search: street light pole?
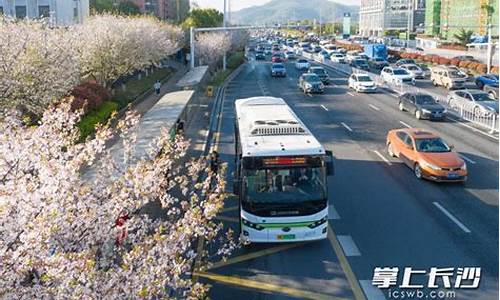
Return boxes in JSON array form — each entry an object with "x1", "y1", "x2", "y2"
[
  {"x1": 190, "y1": 27, "x2": 195, "y2": 69},
  {"x1": 223, "y1": 0, "x2": 227, "y2": 71},
  {"x1": 487, "y1": 23, "x2": 492, "y2": 74},
  {"x1": 407, "y1": 0, "x2": 412, "y2": 47}
]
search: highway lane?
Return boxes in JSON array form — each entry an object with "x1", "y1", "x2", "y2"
[
  {"x1": 247, "y1": 57, "x2": 498, "y2": 298},
  {"x1": 206, "y1": 54, "x2": 498, "y2": 299}
]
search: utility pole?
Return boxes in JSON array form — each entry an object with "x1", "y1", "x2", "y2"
[
  {"x1": 319, "y1": 8, "x2": 322, "y2": 37},
  {"x1": 223, "y1": 0, "x2": 227, "y2": 70},
  {"x1": 190, "y1": 27, "x2": 195, "y2": 69},
  {"x1": 406, "y1": 0, "x2": 412, "y2": 47},
  {"x1": 487, "y1": 23, "x2": 493, "y2": 74}
]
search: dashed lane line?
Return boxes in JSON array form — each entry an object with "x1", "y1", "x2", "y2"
[
  {"x1": 358, "y1": 280, "x2": 386, "y2": 300},
  {"x1": 194, "y1": 271, "x2": 347, "y2": 300},
  {"x1": 459, "y1": 154, "x2": 476, "y2": 164},
  {"x1": 341, "y1": 122, "x2": 354, "y2": 132},
  {"x1": 372, "y1": 150, "x2": 392, "y2": 165},
  {"x1": 369, "y1": 104, "x2": 381, "y2": 111},
  {"x1": 321, "y1": 104, "x2": 329, "y2": 111},
  {"x1": 337, "y1": 235, "x2": 361, "y2": 256},
  {"x1": 207, "y1": 243, "x2": 306, "y2": 271},
  {"x1": 399, "y1": 121, "x2": 412, "y2": 128},
  {"x1": 347, "y1": 92, "x2": 355, "y2": 96},
  {"x1": 432, "y1": 202, "x2": 471, "y2": 233},
  {"x1": 327, "y1": 226, "x2": 367, "y2": 300}
]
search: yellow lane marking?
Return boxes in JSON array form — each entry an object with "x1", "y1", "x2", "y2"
[
  {"x1": 195, "y1": 271, "x2": 348, "y2": 300},
  {"x1": 221, "y1": 205, "x2": 239, "y2": 213},
  {"x1": 215, "y1": 216, "x2": 239, "y2": 223},
  {"x1": 327, "y1": 225, "x2": 367, "y2": 300},
  {"x1": 208, "y1": 242, "x2": 306, "y2": 271}
]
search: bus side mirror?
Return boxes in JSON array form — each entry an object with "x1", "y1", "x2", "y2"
[{"x1": 325, "y1": 150, "x2": 334, "y2": 176}]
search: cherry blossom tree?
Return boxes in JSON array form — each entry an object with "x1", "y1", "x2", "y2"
[
  {"x1": 0, "y1": 103, "x2": 236, "y2": 299},
  {"x1": 195, "y1": 32, "x2": 232, "y2": 66},
  {"x1": 0, "y1": 17, "x2": 80, "y2": 116},
  {"x1": 74, "y1": 14, "x2": 184, "y2": 87}
]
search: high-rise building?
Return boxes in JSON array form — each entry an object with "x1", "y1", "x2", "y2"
[
  {"x1": 359, "y1": 0, "x2": 426, "y2": 37},
  {"x1": 128, "y1": 0, "x2": 189, "y2": 22},
  {"x1": 0, "y1": 0, "x2": 89, "y2": 25}
]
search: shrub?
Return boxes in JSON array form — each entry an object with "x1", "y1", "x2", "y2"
[
  {"x1": 432, "y1": 56, "x2": 441, "y2": 64},
  {"x1": 439, "y1": 57, "x2": 451, "y2": 65},
  {"x1": 476, "y1": 63, "x2": 487, "y2": 74},
  {"x1": 69, "y1": 82, "x2": 110, "y2": 112},
  {"x1": 450, "y1": 58, "x2": 460, "y2": 66},
  {"x1": 491, "y1": 66, "x2": 499, "y2": 74},
  {"x1": 77, "y1": 101, "x2": 119, "y2": 140},
  {"x1": 459, "y1": 60, "x2": 471, "y2": 68}
]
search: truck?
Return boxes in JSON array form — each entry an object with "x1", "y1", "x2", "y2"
[
  {"x1": 364, "y1": 43, "x2": 388, "y2": 60},
  {"x1": 364, "y1": 44, "x2": 389, "y2": 69}
]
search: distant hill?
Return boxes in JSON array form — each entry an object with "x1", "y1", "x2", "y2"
[{"x1": 231, "y1": 0, "x2": 359, "y2": 25}]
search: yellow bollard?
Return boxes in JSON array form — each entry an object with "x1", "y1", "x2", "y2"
[{"x1": 206, "y1": 85, "x2": 214, "y2": 97}]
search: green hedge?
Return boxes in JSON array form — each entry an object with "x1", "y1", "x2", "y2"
[
  {"x1": 78, "y1": 101, "x2": 119, "y2": 140},
  {"x1": 209, "y1": 51, "x2": 245, "y2": 86},
  {"x1": 112, "y1": 68, "x2": 172, "y2": 109}
]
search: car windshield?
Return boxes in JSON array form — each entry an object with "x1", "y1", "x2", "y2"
[
  {"x1": 449, "y1": 71, "x2": 462, "y2": 78},
  {"x1": 415, "y1": 95, "x2": 436, "y2": 104},
  {"x1": 298, "y1": 59, "x2": 308, "y2": 63},
  {"x1": 485, "y1": 75, "x2": 499, "y2": 81},
  {"x1": 415, "y1": 138, "x2": 451, "y2": 153},
  {"x1": 312, "y1": 68, "x2": 326, "y2": 74},
  {"x1": 354, "y1": 60, "x2": 367, "y2": 64},
  {"x1": 244, "y1": 167, "x2": 326, "y2": 204},
  {"x1": 407, "y1": 66, "x2": 419, "y2": 70},
  {"x1": 471, "y1": 92, "x2": 493, "y2": 101},
  {"x1": 357, "y1": 75, "x2": 372, "y2": 82},
  {"x1": 393, "y1": 69, "x2": 409, "y2": 75},
  {"x1": 304, "y1": 74, "x2": 321, "y2": 83},
  {"x1": 273, "y1": 64, "x2": 284, "y2": 69},
  {"x1": 374, "y1": 58, "x2": 384, "y2": 61}
]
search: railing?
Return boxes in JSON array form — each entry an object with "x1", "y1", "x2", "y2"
[{"x1": 295, "y1": 48, "x2": 499, "y2": 134}]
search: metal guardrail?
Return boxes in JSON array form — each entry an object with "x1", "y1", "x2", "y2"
[{"x1": 295, "y1": 47, "x2": 499, "y2": 134}]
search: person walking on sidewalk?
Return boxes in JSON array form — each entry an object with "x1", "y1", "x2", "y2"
[
  {"x1": 154, "y1": 80, "x2": 161, "y2": 95},
  {"x1": 209, "y1": 150, "x2": 220, "y2": 175}
]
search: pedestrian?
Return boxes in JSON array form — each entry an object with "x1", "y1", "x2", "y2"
[
  {"x1": 209, "y1": 150, "x2": 220, "y2": 175},
  {"x1": 175, "y1": 118, "x2": 184, "y2": 135},
  {"x1": 154, "y1": 80, "x2": 161, "y2": 95}
]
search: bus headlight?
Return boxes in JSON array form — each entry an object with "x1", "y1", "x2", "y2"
[
  {"x1": 242, "y1": 218, "x2": 265, "y2": 231},
  {"x1": 307, "y1": 216, "x2": 328, "y2": 229}
]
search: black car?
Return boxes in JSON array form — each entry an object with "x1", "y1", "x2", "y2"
[
  {"x1": 350, "y1": 59, "x2": 369, "y2": 70},
  {"x1": 308, "y1": 66, "x2": 330, "y2": 84},
  {"x1": 255, "y1": 51, "x2": 265, "y2": 60},
  {"x1": 398, "y1": 93, "x2": 446, "y2": 120},
  {"x1": 271, "y1": 63, "x2": 287, "y2": 77},
  {"x1": 299, "y1": 73, "x2": 324, "y2": 94}
]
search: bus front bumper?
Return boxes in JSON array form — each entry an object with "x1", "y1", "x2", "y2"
[{"x1": 241, "y1": 223, "x2": 328, "y2": 243}]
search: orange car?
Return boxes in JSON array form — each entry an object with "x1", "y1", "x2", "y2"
[{"x1": 386, "y1": 128, "x2": 467, "y2": 182}]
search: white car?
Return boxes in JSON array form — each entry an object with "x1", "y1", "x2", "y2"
[
  {"x1": 381, "y1": 67, "x2": 415, "y2": 85},
  {"x1": 330, "y1": 53, "x2": 346, "y2": 63},
  {"x1": 400, "y1": 64, "x2": 425, "y2": 79},
  {"x1": 295, "y1": 59, "x2": 310, "y2": 70},
  {"x1": 348, "y1": 73, "x2": 378, "y2": 93},
  {"x1": 284, "y1": 51, "x2": 296, "y2": 60}
]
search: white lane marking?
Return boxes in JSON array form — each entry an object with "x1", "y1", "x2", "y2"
[
  {"x1": 341, "y1": 122, "x2": 354, "y2": 132},
  {"x1": 337, "y1": 235, "x2": 361, "y2": 256},
  {"x1": 347, "y1": 91, "x2": 355, "y2": 96},
  {"x1": 328, "y1": 204, "x2": 340, "y2": 220},
  {"x1": 369, "y1": 104, "x2": 381, "y2": 111},
  {"x1": 359, "y1": 280, "x2": 386, "y2": 300},
  {"x1": 320, "y1": 104, "x2": 329, "y2": 111},
  {"x1": 433, "y1": 202, "x2": 471, "y2": 233},
  {"x1": 459, "y1": 154, "x2": 476, "y2": 164},
  {"x1": 399, "y1": 120, "x2": 412, "y2": 128},
  {"x1": 307, "y1": 93, "x2": 313, "y2": 98},
  {"x1": 446, "y1": 116, "x2": 499, "y2": 141},
  {"x1": 372, "y1": 150, "x2": 392, "y2": 165}
]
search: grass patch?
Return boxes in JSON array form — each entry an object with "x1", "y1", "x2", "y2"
[
  {"x1": 78, "y1": 101, "x2": 119, "y2": 140},
  {"x1": 208, "y1": 51, "x2": 245, "y2": 86},
  {"x1": 112, "y1": 67, "x2": 173, "y2": 109}
]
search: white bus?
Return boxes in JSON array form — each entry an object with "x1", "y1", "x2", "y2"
[{"x1": 234, "y1": 97, "x2": 334, "y2": 243}]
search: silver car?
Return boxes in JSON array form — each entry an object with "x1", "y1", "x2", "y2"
[
  {"x1": 447, "y1": 89, "x2": 499, "y2": 116},
  {"x1": 400, "y1": 64, "x2": 424, "y2": 79}
]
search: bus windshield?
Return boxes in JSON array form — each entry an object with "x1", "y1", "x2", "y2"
[{"x1": 243, "y1": 166, "x2": 326, "y2": 212}]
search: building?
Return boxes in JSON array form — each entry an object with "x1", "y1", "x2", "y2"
[
  {"x1": 0, "y1": 0, "x2": 89, "y2": 25},
  {"x1": 128, "y1": 0, "x2": 189, "y2": 22},
  {"x1": 425, "y1": 0, "x2": 499, "y2": 39},
  {"x1": 359, "y1": 0, "x2": 426, "y2": 37}
]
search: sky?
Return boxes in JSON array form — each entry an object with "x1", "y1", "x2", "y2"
[{"x1": 192, "y1": 0, "x2": 361, "y2": 12}]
